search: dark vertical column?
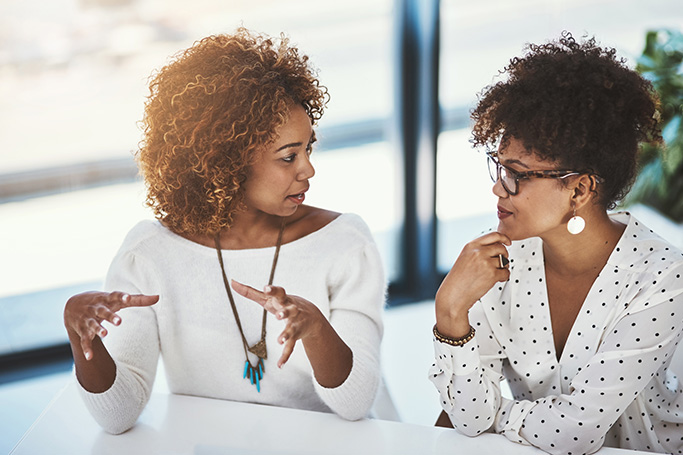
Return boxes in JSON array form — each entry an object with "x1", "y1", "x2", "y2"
[{"x1": 392, "y1": 0, "x2": 440, "y2": 302}]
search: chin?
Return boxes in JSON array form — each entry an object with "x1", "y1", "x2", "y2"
[
  {"x1": 497, "y1": 222, "x2": 512, "y2": 238},
  {"x1": 497, "y1": 223, "x2": 528, "y2": 242},
  {"x1": 281, "y1": 205, "x2": 301, "y2": 217}
]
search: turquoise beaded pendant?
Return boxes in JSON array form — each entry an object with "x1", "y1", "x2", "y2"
[{"x1": 243, "y1": 358, "x2": 265, "y2": 392}]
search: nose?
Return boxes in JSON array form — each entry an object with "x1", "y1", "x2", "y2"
[
  {"x1": 492, "y1": 177, "x2": 508, "y2": 198},
  {"x1": 298, "y1": 153, "x2": 315, "y2": 180}
]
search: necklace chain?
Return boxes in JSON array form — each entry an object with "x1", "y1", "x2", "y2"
[{"x1": 214, "y1": 218, "x2": 285, "y2": 392}]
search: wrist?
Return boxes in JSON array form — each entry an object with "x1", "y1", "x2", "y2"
[
  {"x1": 303, "y1": 310, "x2": 329, "y2": 342},
  {"x1": 433, "y1": 324, "x2": 476, "y2": 347},
  {"x1": 434, "y1": 306, "x2": 471, "y2": 339}
]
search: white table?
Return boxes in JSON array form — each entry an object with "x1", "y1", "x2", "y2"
[{"x1": 10, "y1": 381, "x2": 651, "y2": 455}]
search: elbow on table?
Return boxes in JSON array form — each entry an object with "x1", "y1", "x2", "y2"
[
  {"x1": 337, "y1": 408, "x2": 368, "y2": 422},
  {"x1": 97, "y1": 417, "x2": 137, "y2": 435},
  {"x1": 328, "y1": 390, "x2": 378, "y2": 422},
  {"x1": 334, "y1": 392, "x2": 377, "y2": 421},
  {"x1": 322, "y1": 369, "x2": 380, "y2": 421},
  {"x1": 445, "y1": 414, "x2": 493, "y2": 437},
  {"x1": 91, "y1": 407, "x2": 141, "y2": 435},
  {"x1": 536, "y1": 434, "x2": 604, "y2": 455},
  {"x1": 456, "y1": 423, "x2": 492, "y2": 438}
]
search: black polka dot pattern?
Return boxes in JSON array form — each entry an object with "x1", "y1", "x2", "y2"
[{"x1": 429, "y1": 213, "x2": 683, "y2": 455}]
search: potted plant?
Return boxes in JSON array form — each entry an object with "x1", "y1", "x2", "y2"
[{"x1": 624, "y1": 29, "x2": 683, "y2": 223}]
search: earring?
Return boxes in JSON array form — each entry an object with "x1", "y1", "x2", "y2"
[{"x1": 567, "y1": 205, "x2": 585, "y2": 235}]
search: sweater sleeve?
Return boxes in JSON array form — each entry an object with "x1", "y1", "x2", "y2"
[
  {"x1": 313, "y1": 239, "x2": 386, "y2": 421},
  {"x1": 77, "y1": 247, "x2": 161, "y2": 434}
]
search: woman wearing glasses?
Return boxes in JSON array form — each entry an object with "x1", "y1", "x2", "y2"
[{"x1": 430, "y1": 32, "x2": 683, "y2": 454}]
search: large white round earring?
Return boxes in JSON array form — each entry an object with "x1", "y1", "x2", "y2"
[{"x1": 567, "y1": 206, "x2": 585, "y2": 235}]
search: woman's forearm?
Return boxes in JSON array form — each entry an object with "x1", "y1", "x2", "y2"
[
  {"x1": 68, "y1": 330, "x2": 117, "y2": 393},
  {"x1": 301, "y1": 319, "x2": 353, "y2": 388}
]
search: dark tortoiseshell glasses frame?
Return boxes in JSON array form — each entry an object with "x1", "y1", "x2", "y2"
[{"x1": 487, "y1": 153, "x2": 588, "y2": 196}]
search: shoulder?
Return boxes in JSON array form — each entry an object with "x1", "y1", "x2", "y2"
[
  {"x1": 284, "y1": 205, "x2": 373, "y2": 244},
  {"x1": 118, "y1": 220, "x2": 164, "y2": 249},
  {"x1": 281, "y1": 208, "x2": 377, "y2": 259},
  {"x1": 112, "y1": 219, "x2": 179, "y2": 261},
  {"x1": 105, "y1": 220, "x2": 168, "y2": 291},
  {"x1": 290, "y1": 205, "x2": 340, "y2": 228},
  {"x1": 609, "y1": 212, "x2": 683, "y2": 274}
]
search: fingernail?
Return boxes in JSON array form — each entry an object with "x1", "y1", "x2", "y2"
[
  {"x1": 99, "y1": 329, "x2": 107, "y2": 337},
  {"x1": 85, "y1": 351, "x2": 92, "y2": 360},
  {"x1": 122, "y1": 294, "x2": 130, "y2": 303},
  {"x1": 265, "y1": 285, "x2": 272, "y2": 293},
  {"x1": 280, "y1": 336, "x2": 287, "y2": 344},
  {"x1": 277, "y1": 312, "x2": 285, "y2": 319},
  {"x1": 113, "y1": 316, "x2": 121, "y2": 325}
]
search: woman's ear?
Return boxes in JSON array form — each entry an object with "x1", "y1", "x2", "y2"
[{"x1": 570, "y1": 174, "x2": 598, "y2": 210}]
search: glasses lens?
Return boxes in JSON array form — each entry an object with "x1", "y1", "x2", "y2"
[
  {"x1": 487, "y1": 156, "x2": 498, "y2": 183},
  {"x1": 499, "y1": 166, "x2": 517, "y2": 195}
]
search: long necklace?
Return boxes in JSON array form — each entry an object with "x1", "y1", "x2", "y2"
[{"x1": 214, "y1": 218, "x2": 285, "y2": 393}]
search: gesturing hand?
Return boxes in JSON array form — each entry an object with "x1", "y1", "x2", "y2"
[
  {"x1": 64, "y1": 291, "x2": 159, "y2": 361},
  {"x1": 231, "y1": 280, "x2": 325, "y2": 368}
]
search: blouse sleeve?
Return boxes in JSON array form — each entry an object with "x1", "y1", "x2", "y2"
[
  {"x1": 429, "y1": 299, "x2": 508, "y2": 436},
  {"x1": 313, "y1": 240, "x2": 386, "y2": 421},
  {"x1": 77, "y1": 248, "x2": 161, "y2": 434},
  {"x1": 429, "y1": 262, "x2": 683, "y2": 455}
]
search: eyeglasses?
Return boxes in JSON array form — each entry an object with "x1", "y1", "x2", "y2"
[{"x1": 486, "y1": 153, "x2": 582, "y2": 196}]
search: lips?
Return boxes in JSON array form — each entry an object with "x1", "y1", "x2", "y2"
[
  {"x1": 497, "y1": 205, "x2": 513, "y2": 219},
  {"x1": 287, "y1": 193, "x2": 305, "y2": 201},
  {"x1": 286, "y1": 187, "x2": 308, "y2": 204}
]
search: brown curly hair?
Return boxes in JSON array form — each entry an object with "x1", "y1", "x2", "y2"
[
  {"x1": 136, "y1": 28, "x2": 328, "y2": 235},
  {"x1": 471, "y1": 31, "x2": 662, "y2": 209}
]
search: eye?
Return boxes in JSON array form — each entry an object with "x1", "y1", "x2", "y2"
[
  {"x1": 502, "y1": 164, "x2": 520, "y2": 179},
  {"x1": 282, "y1": 153, "x2": 296, "y2": 163}
]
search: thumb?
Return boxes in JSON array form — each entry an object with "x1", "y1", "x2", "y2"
[{"x1": 264, "y1": 285, "x2": 287, "y2": 308}]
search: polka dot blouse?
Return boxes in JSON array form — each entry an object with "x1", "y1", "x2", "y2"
[{"x1": 429, "y1": 212, "x2": 683, "y2": 455}]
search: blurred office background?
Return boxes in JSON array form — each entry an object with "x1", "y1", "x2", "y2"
[{"x1": 1, "y1": 0, "x2": 682, "y2": 452}]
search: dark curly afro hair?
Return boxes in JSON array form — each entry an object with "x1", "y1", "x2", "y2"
[
  {"x1": 471, "y1": 31, "x2": 662, "y2": 209},
  {"x1": 137, "y1": 28, "x2": 328, "y2": 235}
]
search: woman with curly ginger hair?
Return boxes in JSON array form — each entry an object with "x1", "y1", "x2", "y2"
[
  {"x1": 63, "y1": 28, "x2": 384, "y2": 434},
  {"x1": 431, "y1": 32, "x2": 683, "y2": 454}
]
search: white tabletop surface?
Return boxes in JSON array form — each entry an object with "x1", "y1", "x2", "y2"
[{"x1": 10, "y1": 380, "x2": 652, "y2": 455}]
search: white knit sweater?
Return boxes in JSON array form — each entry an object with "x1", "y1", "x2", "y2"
[{"x1": 78, "y1": 213, "x2": 385, "y2": 434}]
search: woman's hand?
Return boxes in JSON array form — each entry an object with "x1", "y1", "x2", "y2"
[
  {"x1": 64, "y1": 291, "x2": 159, "y2": 361},
  {"x1": 231, "y1": 281, "x2": 327, "y2": 368},
  {"x1": 435, "y1": 231, "x2": 511, "y2": 337}
]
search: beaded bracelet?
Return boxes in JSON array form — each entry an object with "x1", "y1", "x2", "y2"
[{"x1": 433, "y1": 324, "x2": 476, "y2": 347}]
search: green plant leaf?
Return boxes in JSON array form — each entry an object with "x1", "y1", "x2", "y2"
[{"x1": 628, "y1": 28, "x2": 683, "y2": 222}]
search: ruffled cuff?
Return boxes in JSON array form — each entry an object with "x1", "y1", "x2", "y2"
[
  {"x1": 431, "y1": 335, "x2": 480, "y2": 375},
  {"x1": 429, "y1": 335, "x2": 481, "y2": 412}
]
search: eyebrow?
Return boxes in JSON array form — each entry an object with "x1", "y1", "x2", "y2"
[
  {"x1": 274, "y1": 132, "x2": 315, "y2": 153},
  {"x1": 500, "y1": 157, "x2": 531, "y2": 169},
  {"x1": 275, "y1": 142, "x2": 303, "y2": 152}
]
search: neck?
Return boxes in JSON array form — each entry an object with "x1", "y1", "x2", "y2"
[
  {"x1": 541, "y1": 210, "x2": 625, "y2": 277},
  {"x1": 217, "y1": 210, "x2": 283, "y2": 250}
]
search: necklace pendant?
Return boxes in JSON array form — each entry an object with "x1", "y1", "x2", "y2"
[
  {"x1": 248, "y1": 339, "x2": 267, "y2": 359},
  {"x1": 243, "y1": 358, "x2": 265, "y2": 392}
]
